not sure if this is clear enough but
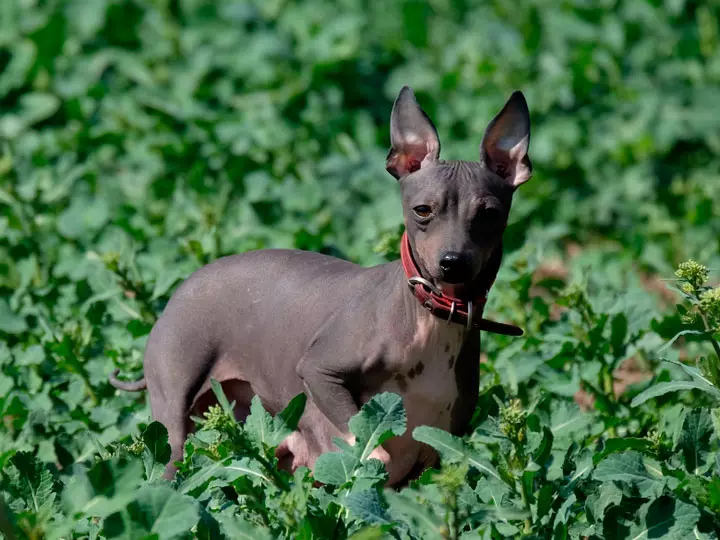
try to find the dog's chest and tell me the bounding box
[381,317,467,430]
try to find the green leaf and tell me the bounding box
[313,451,360,486]
[385,489,444,536]
[56,195,110,239]
[0,299,27,334]
[548,401,593,444]
[19,93,61,124]
[593,438,653,464]
[349,392,406,460]
[412,426,502,481]
[631,380,720,407]
[216,510,273,539]
[210,378,234,415]
[244,394,291,450]
[351,459,389,491]
[610,313,628,354]
[585,482,622,524]
[71,459,145,519]
[14,344,45,366]
[223,457,272,485]
[179,460,228,495]
[103,484,201,539]
[625,496,700,540]
[344,489,392,525]
[244,397,270,444]
[276,392,307,434]
[676,408,714,474]
[142,421,172,481]
[593,451,665,499]
[6,452,57,518]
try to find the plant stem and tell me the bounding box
[699,312,720,361]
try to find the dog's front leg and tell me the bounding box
[296,333,399,483]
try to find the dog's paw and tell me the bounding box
[276,431,309,472]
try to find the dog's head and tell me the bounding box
[387,87,532,297]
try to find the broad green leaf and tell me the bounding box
[142,421,172,481]
[548,401,593,444]
[18,93,61,125]
[179,460,228,495]
[242,393,308,450]
[344,489,392,525]
[349,392,406,460]
[625,496,700,540]
[5,452,57,518]
[103,485,201,539]
[385,489,444,536]
[0,299,27,334]
[593,451,665,499]
[222,457,272,485]
[56,195,110,239]
[412,426,502,481]
[553,493,577,527]
[14,344,45,366]
[593,438,653,464]
[676,408,714,474]
[216,511,273,539]
[350,458,388,491]
[631,380,720,407]
[313,451,360,486]
[585,482,622,523]
[72,459,145,518]
[244,397,271,444]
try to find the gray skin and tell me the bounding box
[109,86,533,486]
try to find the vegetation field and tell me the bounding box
[1,0,720,538]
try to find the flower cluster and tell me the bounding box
[675,260,709,292]
[125,438,145,456]
[500,398,527,444]
[699,287,720,329]
[203,404,236,432]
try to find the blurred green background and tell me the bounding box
[1,0,719,463]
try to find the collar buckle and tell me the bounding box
[407,276,443,297]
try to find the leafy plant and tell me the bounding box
[632,261,720,407]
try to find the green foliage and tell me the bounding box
[2,0,720,538]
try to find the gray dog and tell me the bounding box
[110,86,531,486]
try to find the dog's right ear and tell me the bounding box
[386,86,441,179]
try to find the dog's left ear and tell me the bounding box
[480,91,532,188]
[386,86,441,180]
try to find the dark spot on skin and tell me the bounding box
[444,343,451,353]
[448,355,455,369]
[395,374,407,392]
[445,403,451,411]
[415,362,425,376]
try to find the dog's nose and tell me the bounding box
[439,252,472,283]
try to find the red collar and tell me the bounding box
[400,232,523,336]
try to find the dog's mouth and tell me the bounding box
[437,280,473,300]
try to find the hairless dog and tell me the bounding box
[110,86,531,485]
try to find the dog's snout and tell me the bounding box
[439,252,472,283]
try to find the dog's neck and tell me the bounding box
[399,232,502,330]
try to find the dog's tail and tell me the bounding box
[108,369,147,391]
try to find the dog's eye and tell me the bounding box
[413,205,432,218]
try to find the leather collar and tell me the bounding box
[400,232,523,336]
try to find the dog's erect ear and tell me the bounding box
[386,86,441,179]
[480,91,532,188]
